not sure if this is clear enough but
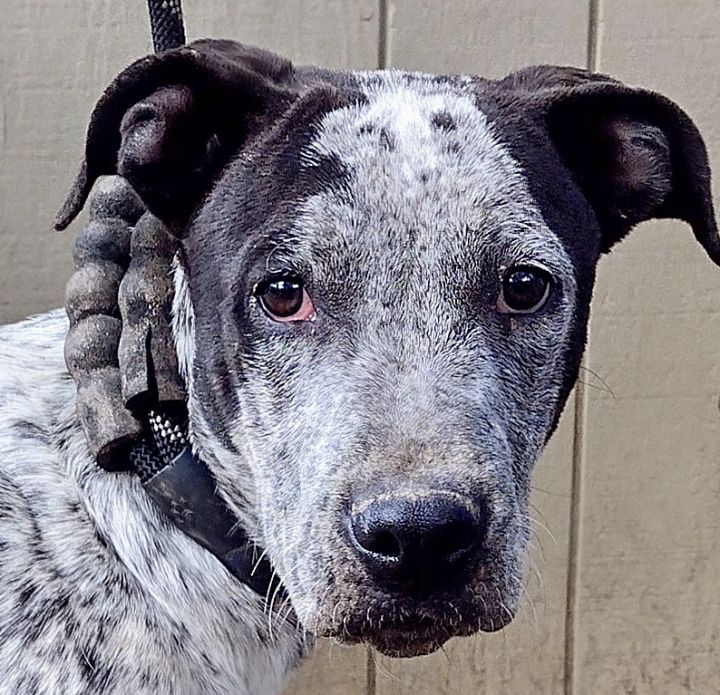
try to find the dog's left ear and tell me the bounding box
[503,66,720,264]
[55,39,295,233]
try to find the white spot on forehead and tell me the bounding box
[356,84,454,138]
[305,72,511,184]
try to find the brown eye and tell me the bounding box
[256,276,315,322]
[497,265,553,315]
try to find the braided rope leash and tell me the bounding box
[148,0,186,53]
[128,409,187,483]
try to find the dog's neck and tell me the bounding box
[171,256,263,535]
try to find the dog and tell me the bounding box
[0,39,718,694]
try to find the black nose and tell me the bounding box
[348,495,486,597]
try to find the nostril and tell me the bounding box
[351,515,403,560]
[369,529,402,559]
[429,519,479,562]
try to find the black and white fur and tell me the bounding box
[1,40,718,694]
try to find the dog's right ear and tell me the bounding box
[498,65,720,265]
[55,39,295,234]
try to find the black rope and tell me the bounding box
[147,0,186,53]
[128,408,187,483]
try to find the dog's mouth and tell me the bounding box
[321,599,515,658]
[354,615,459,657]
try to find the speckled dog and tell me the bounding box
[1,40,718,695]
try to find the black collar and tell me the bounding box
[126,408,280,600]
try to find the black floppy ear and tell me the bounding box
[55,39,295,233]
[506,67,720,264]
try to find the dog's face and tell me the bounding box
[182,76,581,655]
[58,41,719,657]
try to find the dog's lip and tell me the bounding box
[330,612,456,653]
[318,595,516,652]
[357,610,510,657]
[358,616,453,657]
[376,615,438,633]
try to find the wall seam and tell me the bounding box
[366,648,377,695]
[586,0,602,71]
[563,385,586,695]
[564,4,602,694]
[377,0,390,69]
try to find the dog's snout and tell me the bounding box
[348,495,486,597]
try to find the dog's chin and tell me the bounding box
[368,632,448,658]
[369,612,515,657]
[314,602,516,658]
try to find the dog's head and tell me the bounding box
[58,40,719,657]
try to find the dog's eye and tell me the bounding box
[255,275,315,322]
[497,265,553,314]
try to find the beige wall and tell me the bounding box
[2,1,719,693]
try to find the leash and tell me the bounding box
[147,0,186,53]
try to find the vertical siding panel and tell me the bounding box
[284,641,370,695]
[374,3,589,694]
[0,0,149,324]
[184,0,379,70]
[573,1,720,693]
[382,0,589,77]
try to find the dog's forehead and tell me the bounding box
[282,71,571,276]
[307,72,514,196]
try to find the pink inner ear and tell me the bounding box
[119,118,165,173]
